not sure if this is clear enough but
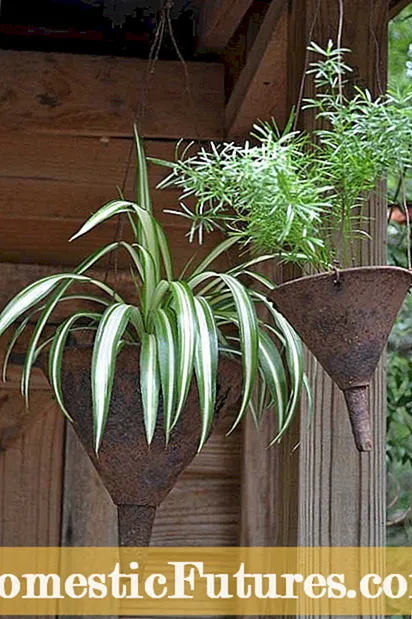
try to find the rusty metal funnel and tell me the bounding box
[61,345,242,546]
[270,267,411,452]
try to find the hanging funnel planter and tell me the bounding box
[269,267,412,452]
[60,345,242,547]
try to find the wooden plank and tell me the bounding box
[0,216,228,272]
[389,0,411,18]
[0,132,232,271]
[0,133,177,202]
[0,133,183,207]
[0,51,224,140]
[225,0,288,137]
[0,132,197,232]
[240,261,302,549]
[61,424,118,547]
[0,393,64,545]
[197,0,255,50]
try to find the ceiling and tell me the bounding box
[0,0,200,58]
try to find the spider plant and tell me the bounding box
[0,130,309,454]
[153,42,412,271]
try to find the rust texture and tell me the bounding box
[344,386,372,451]
[117,505,156,548]
[61,345,242,546]
[270,266,412,452]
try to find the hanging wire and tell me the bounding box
[103,1,170,290]
[164,0,202,145]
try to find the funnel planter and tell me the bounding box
[270,267,411,452]
[60,345,242,547]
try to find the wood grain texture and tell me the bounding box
[0,394,64,546]
[0,51,224,140]
[0,215,228,272]
[0,133,180,216]
[225,0,288,137]
[295,0,388,558]
[197,0,255,50]
[0,133,231,271]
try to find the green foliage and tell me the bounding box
[0,132,309,454]
[154,127,331,270]
[155,42,412,271]
[386,5,412,473]
[389,7,412,92]
[387,223,412,467]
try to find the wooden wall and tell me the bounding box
[0,49,242,558]
[0,8,391,619]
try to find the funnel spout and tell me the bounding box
[117,504,156,547]
[343,386,372,452]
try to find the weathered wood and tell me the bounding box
[0,51,223,140]
[0,133,180,217]
[0,133,230,270]
[389,0,411,18]
[240,260,302,551]
[0,394,64,545]
[0,214,228,272]
[197,0,255,50]
[240,0,389,591]
[225,0,288,137]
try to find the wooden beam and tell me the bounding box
[0,51,224,140]
[0,133,233,271]
[198,0,255,50]
[240,0,388,575]
[389,0,411,19]
[225,0,287,138]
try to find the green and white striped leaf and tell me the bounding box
[189,237,238,279]
[154,309,177,440]
[70,201,135,241]
[19,245,127,402]
[49,312,101,421]
[92,303,133,453]
[257,330,287,430]
[1,294,110,383]
[273,310,304,423]
[147,280,170,325]
[193,297,218,450]
[0,274,88,337]
[134,126,152,213]
[169,281,197,425]
[140,333,160,444]
[217,274,259,432]
[154,220,173,281]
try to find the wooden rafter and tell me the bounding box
[197,0,255,50]
[0,50,224,140]
[225,0,287,138]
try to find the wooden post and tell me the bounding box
[241,0,388,571]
